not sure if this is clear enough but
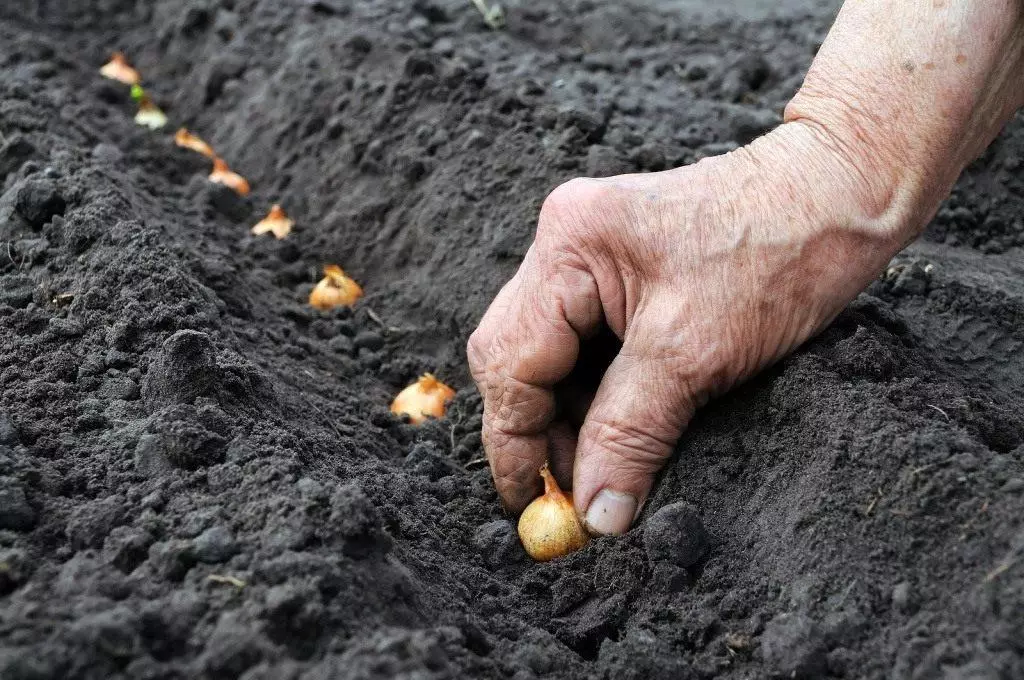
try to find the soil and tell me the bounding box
[1,1,1022,678]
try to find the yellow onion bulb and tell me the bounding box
[175,128,215,158]
[517,464,589,561]
[134,97,167,130]
[252,204,293,239]
[100,52,140,85]
[309,265,363,310]
[209,157,251,196]
[390,373,455,424]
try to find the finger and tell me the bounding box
[469,248,602,513]
[572,338,697,536]
[547,420,577,490]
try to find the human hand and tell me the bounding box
[467,121,909,535]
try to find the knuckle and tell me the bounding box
[538,177,612,238]
[485,375,553,437]
[490,446,537,485]
[583,416,676,471]
[466,329,487,375]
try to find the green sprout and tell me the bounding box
[470,0,504,30]
[130,84,145,102]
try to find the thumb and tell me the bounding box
[572,343,696,536]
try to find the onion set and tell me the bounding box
[175,128,215,158]
[134,97,168,130]
[517,464,589,561]
[309,265,363,310]
[100,52,140,85]
[390,374,455,424]
[209,157,251,196]
[252,204,293,240]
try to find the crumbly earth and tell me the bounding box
[0,1,1022,678]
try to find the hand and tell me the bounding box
[467,121,908,534]
[468,0,1024,536]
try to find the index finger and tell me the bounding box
[467,246,602,513]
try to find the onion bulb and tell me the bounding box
[134,96,168,130]
[251,204,293,239]
[209,157,251,196]
[309,265,363,310]
[390,373,455,424]
[517,464,589,561]
[175,128,215,158]
[100,52,140,85]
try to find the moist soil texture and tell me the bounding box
[1,1,1023,678]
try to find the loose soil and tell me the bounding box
[1,1,1022,678]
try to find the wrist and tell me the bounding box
[746,120,924,257]
[779,0,1024,251]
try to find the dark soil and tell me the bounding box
[1,1,1022,678]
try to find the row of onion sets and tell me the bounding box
[100,52,456,427]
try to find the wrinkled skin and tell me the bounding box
[469,0,1024,535]
[468,122,896,530]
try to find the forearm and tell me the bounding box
[784,0,1024,244]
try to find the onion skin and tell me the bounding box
[390,373,455,424]
[517,465,589,561]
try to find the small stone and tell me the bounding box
[353,331,384,351]
[643,502,710,568]
[473,520,527,568]
[193,525,238,564]
[760,613,828,679]
[15,178,65,228]
[891,262,930,296]
[0,479,35,531]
